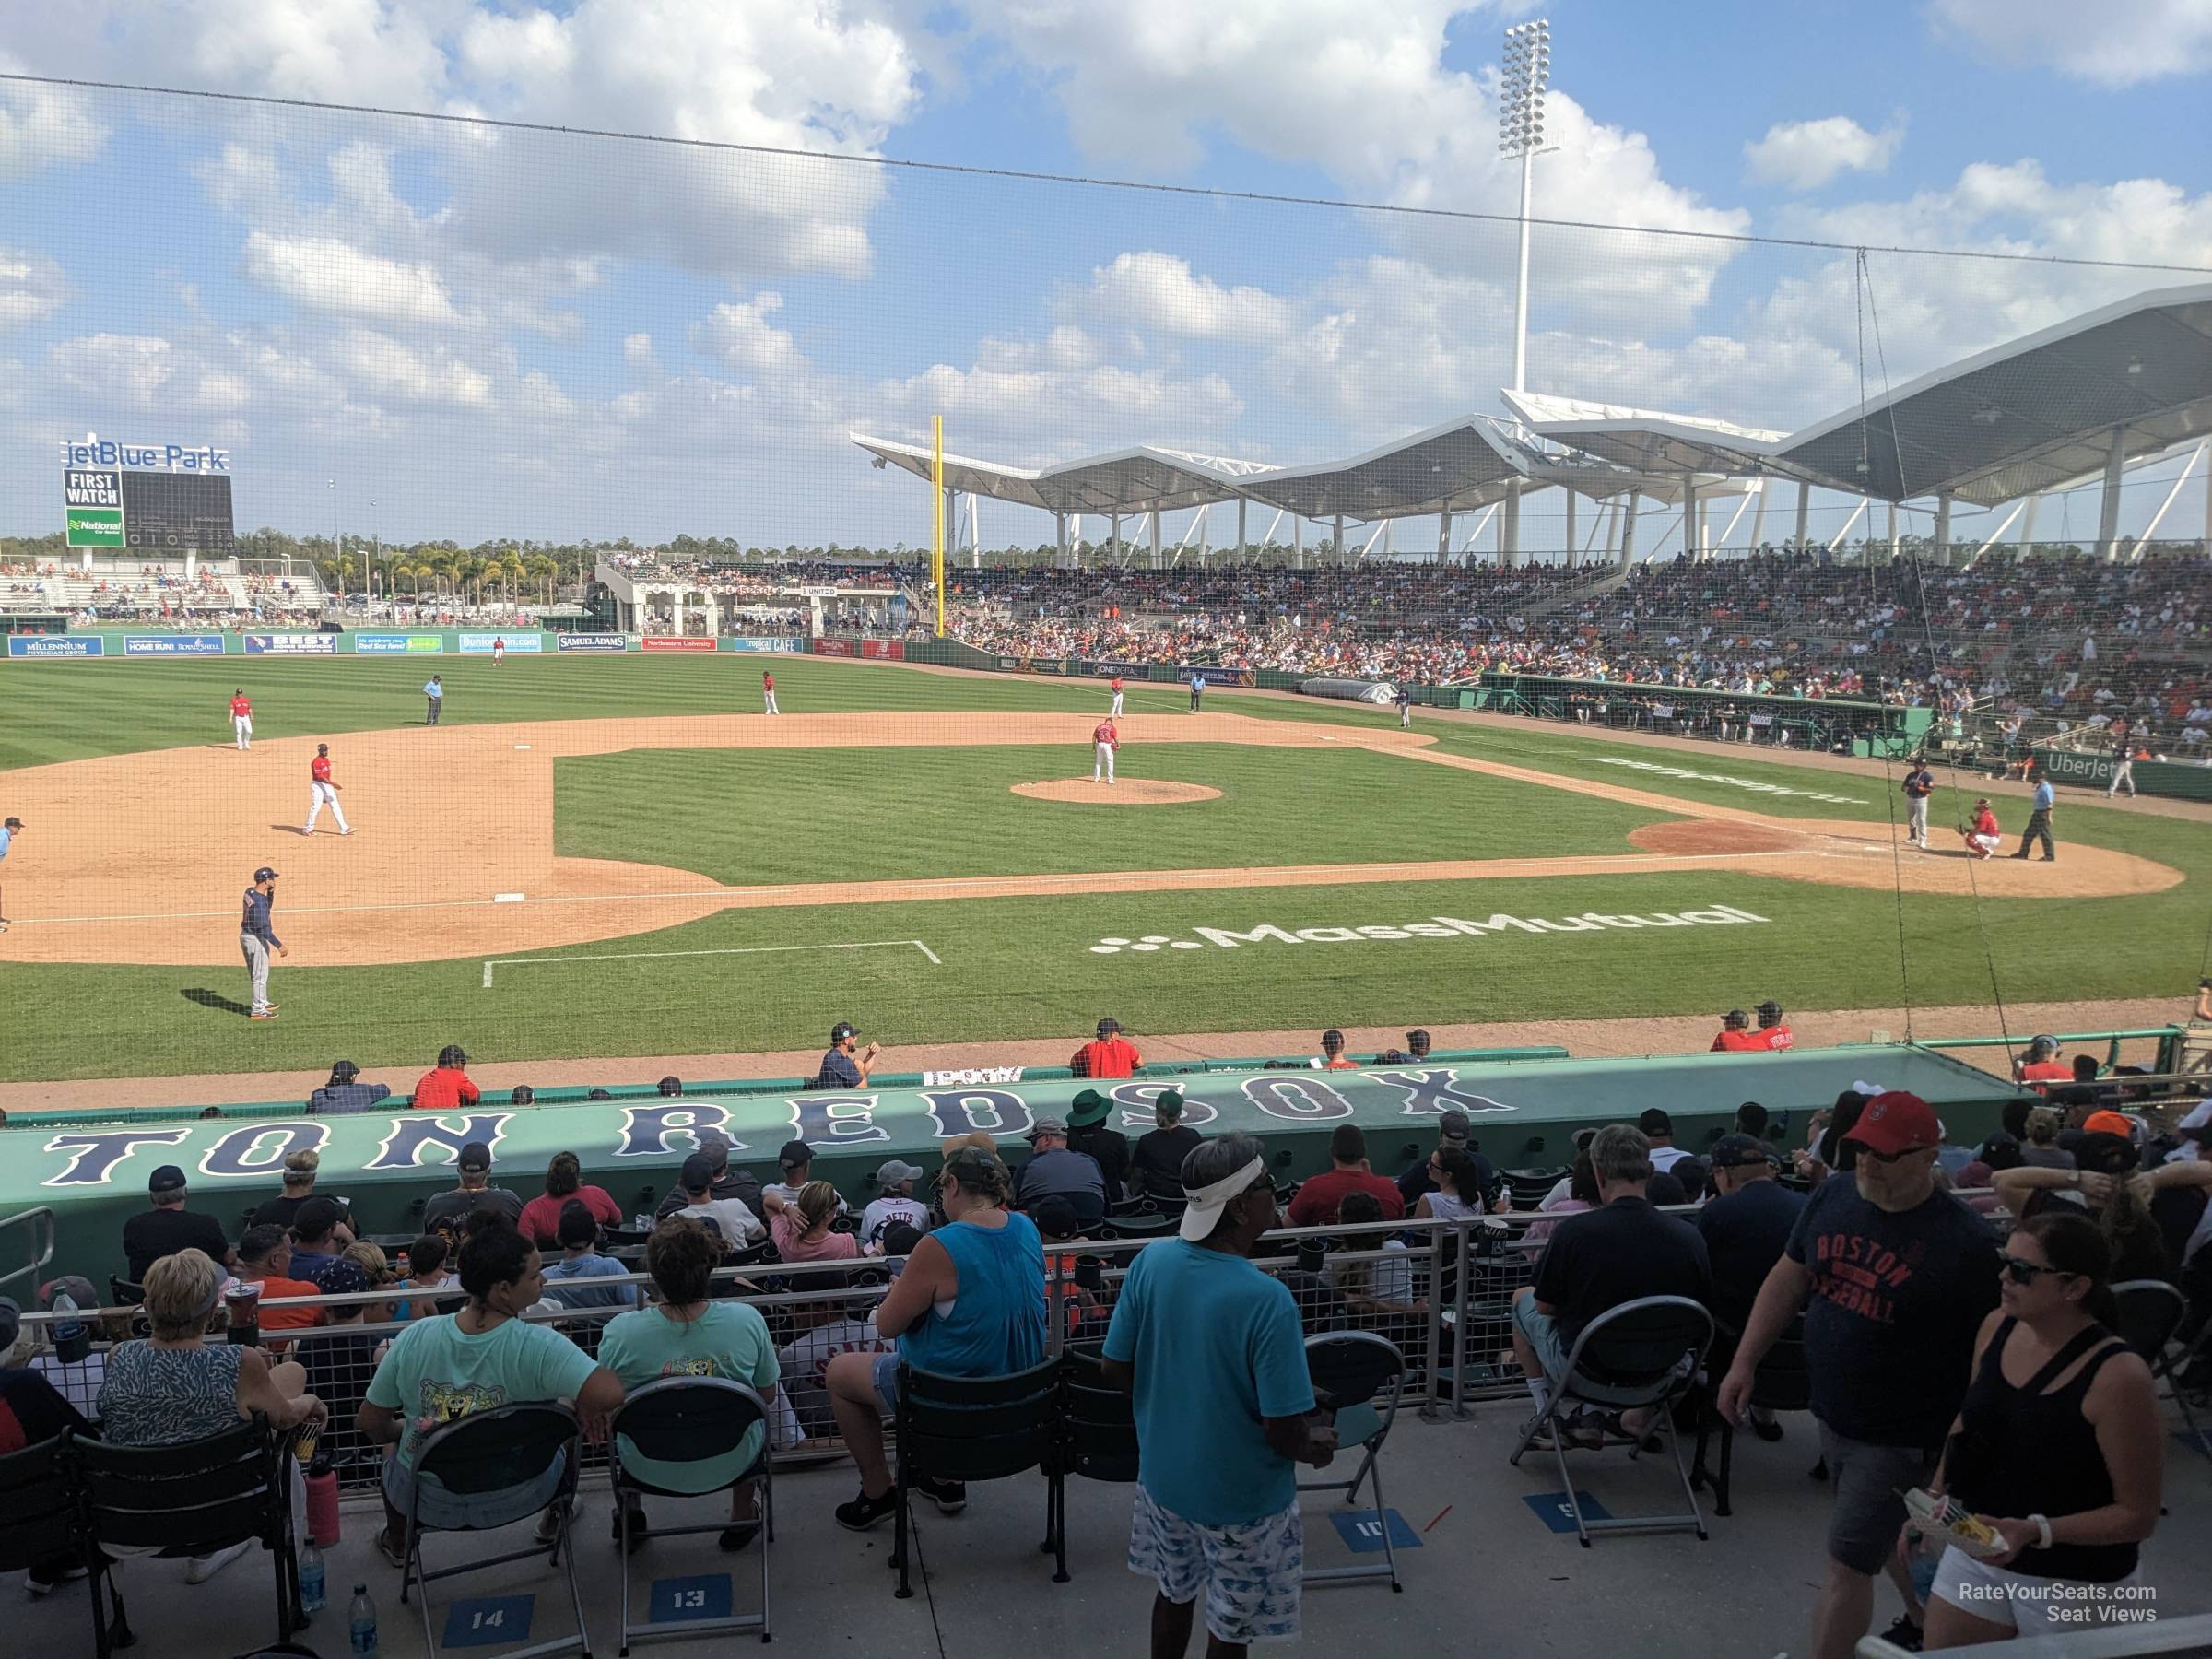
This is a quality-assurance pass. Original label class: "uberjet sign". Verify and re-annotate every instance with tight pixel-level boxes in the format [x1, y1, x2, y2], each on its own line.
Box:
[1090, 904, 1770, 954]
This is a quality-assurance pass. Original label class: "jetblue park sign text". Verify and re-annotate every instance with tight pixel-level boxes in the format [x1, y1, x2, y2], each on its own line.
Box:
[60, 435, 231, 472]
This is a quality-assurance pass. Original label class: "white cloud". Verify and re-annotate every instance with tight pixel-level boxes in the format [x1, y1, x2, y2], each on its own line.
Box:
[690, 294, 806, 378]
[50, 334, 176, 411]
[0, 246, 66, 329]
[1927, 0, 2212, 88]
[0, 58, 108, 177]
[1076, 253, 1296, 341]
[623, 333, 655, 366]
[1745, 116, 1905, 192]
[242, 231, 463, 324]
[335, 328, 493, 408]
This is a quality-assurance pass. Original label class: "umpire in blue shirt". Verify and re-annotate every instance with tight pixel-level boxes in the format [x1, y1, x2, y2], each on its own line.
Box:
[241, 865, 287, 1019]
[2013, 774, 2056, 862]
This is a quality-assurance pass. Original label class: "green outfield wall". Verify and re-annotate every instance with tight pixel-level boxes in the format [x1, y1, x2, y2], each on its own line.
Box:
[5, 1043, 2019, 1285]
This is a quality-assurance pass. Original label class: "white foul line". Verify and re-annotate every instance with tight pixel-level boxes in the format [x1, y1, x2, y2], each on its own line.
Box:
[481, 937, 940, 989]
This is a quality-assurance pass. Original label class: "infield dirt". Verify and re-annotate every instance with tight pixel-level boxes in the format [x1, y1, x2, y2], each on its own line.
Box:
[0, 709, 2177, 967]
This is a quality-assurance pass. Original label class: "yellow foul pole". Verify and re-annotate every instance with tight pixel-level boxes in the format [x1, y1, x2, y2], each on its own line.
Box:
[932, 415, 946, 638]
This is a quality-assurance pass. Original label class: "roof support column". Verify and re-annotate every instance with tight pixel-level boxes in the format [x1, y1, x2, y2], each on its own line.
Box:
[1617, 494, 1639, 570]
[1500, 481, 1522, 567]
[1056, 511, 1069, 570]
[1747, 479, 1767, 555]
[2019, 493, 2039, 554]
[2097, 426, 2125, 562]
[1237, 497, 1247, 564]
[1563, 488, 1577, 568]
[1197, 505, 1210, 568]
[1794, 481, 1810, 552]
[1887, 501, 1899, 560]
[1334, 512, 1345, 567]
[1680, 474, 1698, 561]
[1934, 491, 1953, 568]
[1149, 511, 1162, 571]
[1110, 512, 1122, 569]
[1438, 509, 1452, 565]
[1294, 515, 1305, 571]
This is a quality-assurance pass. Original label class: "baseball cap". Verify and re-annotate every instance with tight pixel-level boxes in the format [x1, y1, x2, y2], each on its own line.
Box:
[875, 1159, 924, 1188]
[1178, 1148, 1268, 1242]
[2, 817, 20, 830]
[1096, 1017, 1121, 1035]
[1154, 1088, 1185, 1120]
[778, 1139, 813, 1169]
[1842, 1090, 1941, 1155]
[1026, 1117, 1068, 1143]
[830, 1021, 859, 1043]
[253, 866, 279, 883]
[1724, 1008, 1750, 1027]
[316, 1258, 370, 1298]
[2082, 1109, 2137, 1138]
[657, 1076, 683, 1096]
[457, 1140, 493, 1173]
[330, 1059, 360, 1081]
[1709, 1134, 1776, 1170]
[41, 1275, 99, 1312]
[1406, 1028, 1430, 1050]
[1437, 1110, 1471, 1147]
[680, 1152, 714, 1192]
[2075, 1133, 2137, 1177]
[1067, 1089, 1111, 1127]
[147, 1164, 187, 1194]
[1638, 1108, 1674, 1137]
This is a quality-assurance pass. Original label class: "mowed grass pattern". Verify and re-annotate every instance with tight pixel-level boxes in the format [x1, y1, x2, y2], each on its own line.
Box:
[552, 744, 1668, 885]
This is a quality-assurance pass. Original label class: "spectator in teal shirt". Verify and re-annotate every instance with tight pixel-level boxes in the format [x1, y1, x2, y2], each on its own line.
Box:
[1102, 1132, 1335, 1656]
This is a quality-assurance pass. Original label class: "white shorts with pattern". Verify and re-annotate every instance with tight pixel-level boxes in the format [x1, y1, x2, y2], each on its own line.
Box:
[1127, 1480, 1302, 1647]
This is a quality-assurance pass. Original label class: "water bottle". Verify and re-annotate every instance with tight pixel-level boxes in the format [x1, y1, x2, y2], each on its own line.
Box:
[1905, 1527, 1938, 1608]
[50, 1291, 90, 1364]
[348, 1583, 379, 1656]
[298, 1541, 326, 1613]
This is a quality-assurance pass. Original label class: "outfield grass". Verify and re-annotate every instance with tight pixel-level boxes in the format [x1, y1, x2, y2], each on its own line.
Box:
[553, 743, 1667, 884]
[2, 653, 2206, 1084]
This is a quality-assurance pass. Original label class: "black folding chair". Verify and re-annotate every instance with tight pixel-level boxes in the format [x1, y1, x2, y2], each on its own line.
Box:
[1503, 1168, 1569, 1209]
[1692, 1312, 1812, 1517]
[78, 1419, 300, 1659]
[2112, 1280, 2207, 1465]
[1043, 1347, 1140, 1583]
[0, 1432, 115, 1653]
[608, 1379, 774, 1652]
[889, 1358, 1061, 1599]
[1301, 1332, 1408, 1592]
[1508, 1295, 1713, 1546]
[397, 1404, 588, 1659]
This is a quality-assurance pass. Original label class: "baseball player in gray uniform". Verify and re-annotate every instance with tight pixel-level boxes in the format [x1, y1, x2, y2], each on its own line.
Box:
[241, 865, 288, 1019]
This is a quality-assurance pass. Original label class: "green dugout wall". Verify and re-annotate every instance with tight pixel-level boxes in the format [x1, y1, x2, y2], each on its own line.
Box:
[6, 1044, 2020, 1284]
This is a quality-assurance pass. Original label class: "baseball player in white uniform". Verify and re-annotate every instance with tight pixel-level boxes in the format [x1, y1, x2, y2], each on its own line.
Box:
[2108, 750, 2137, 798]
[304, 743, 352, 835]
[1092, 718, 1120, 783]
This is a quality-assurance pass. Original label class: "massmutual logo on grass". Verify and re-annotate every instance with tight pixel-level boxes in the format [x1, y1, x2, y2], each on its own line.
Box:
[1594, 756, 1868, 806]
[1090, 904, 1771, 954]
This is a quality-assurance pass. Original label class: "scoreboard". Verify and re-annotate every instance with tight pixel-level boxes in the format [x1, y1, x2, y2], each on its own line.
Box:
[63, 468, 236, 551]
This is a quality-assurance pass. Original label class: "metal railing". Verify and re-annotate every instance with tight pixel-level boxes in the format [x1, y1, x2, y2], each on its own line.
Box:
[0, 1205, 56, 1297]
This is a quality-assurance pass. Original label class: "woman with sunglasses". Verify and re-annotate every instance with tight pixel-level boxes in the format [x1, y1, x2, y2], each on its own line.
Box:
[1990, 1132, 2171, 1284]
[1920, 1212, 2162, 1647]
[823, 1141, 1045, 1532]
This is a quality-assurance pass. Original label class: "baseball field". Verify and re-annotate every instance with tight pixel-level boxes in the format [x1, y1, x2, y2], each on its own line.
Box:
[1, 649, 2206, 1094]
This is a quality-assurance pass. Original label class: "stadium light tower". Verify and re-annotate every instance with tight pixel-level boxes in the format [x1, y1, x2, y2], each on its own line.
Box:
[1498, 18, 1550, 394]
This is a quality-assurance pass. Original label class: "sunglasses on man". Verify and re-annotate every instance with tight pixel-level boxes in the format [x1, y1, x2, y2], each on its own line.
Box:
[1862, 1144, 1937, 1165]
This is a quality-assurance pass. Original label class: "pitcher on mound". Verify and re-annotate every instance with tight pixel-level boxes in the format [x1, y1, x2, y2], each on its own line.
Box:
[1092, 717, 1120, 783]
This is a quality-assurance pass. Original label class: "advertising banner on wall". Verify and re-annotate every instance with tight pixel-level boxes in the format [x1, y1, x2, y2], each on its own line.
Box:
[63, 467, 125, 547]
[858, 640, 906, 661]
[721, 636, 806, 653]
[124, 634, 226, 656]
[641, 635, 715, 652]
[556, 633, 630, 652]
[6, 635, 101, 657]
[458, 632, 543, 654]
[243, 633, 338, 655]
[812, 639, 855, 657]
[355, 633, 444, 654]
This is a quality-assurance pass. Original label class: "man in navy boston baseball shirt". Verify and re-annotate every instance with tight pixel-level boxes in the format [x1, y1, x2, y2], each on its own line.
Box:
[241, 865, 287, 1019]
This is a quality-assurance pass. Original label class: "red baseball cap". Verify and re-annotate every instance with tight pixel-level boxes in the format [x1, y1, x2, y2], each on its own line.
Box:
[1843, 1091, 1941, 1156]
[2081, 1110, 2136, 1138]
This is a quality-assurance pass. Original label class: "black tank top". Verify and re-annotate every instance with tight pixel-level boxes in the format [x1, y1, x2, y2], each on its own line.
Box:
[1950, 1318, 2136, 1582]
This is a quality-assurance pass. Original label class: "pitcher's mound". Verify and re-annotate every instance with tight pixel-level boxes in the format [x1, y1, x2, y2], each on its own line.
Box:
[1012, 779, 1222, 806]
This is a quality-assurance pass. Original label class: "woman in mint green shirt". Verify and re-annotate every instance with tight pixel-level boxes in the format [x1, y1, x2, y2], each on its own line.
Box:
[359, 1223, 624, 1566]
[598, 1218, 781, 1552]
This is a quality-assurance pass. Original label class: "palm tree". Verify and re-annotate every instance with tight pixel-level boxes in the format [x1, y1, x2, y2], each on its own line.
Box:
[526, 554, 556, 604]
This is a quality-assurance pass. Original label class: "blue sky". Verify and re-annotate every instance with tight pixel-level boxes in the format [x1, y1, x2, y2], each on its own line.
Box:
[1, 0, 2207, 556]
